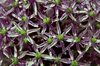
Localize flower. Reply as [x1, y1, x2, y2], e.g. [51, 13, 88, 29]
[13, 1, 18, 7]
[25, 43, 56, 66]
[2, 45, 27, 66]
[43, 48, 72, 66]
[38, 22, 72, 52]
[82, 28, 100, 54]
[64, 25, 87, 54]
[0, 22, 13, 46]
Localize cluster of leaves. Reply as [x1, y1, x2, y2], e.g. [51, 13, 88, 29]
[0, 0, 100, 66]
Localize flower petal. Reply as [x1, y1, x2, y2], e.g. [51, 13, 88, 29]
[40, 44, 48, 53]
[96, 39, 100, 43]
[40, 60, 44, 66]
[60, 13, 67, 21]
[12, 13, 22, 21]
[29, 21, 38, 27]
[55, 8, 59, 20]
[79, 28, 87, 38]
[69, 14, 76, 22]
[14, 46, 17, 58]
[56, 22, 61, 34]
[37, 41, 47, 48]
[41, 25, 47, 34]
[34, 2, 37, 15]
[26, 58, 36, 66]
[48, 39, 58, 49]
[33, 43, 39, 52]
[4, 8, 14, 16]
[18, 51, 28, 59]
[72, 25, 77, 36]
[63, 24, 72, 35]
[42, 54, 55, 60]
[79, 15, 88, 22]
[68, 49, 74, 60]
[27, 36, 34, 44]
[7, 34, 19, 37]
[27, 28, 40, 34]
[76, 44, 82, 54]
[3, 47, 10, 58]
[76, 51, 86, 61]
[26, 52, 35, 56]
[94, 29, 100, 37]
[38, 12, 44, 19]
[74, 10, 87, 14]
[60, 58, 71, 64]
[94, 46, 100, 53]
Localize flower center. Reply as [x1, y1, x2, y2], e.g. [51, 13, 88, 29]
[71, 60, 78, 66]
[13, 1, 18, 7]
[37, 35, 41, 38]
[55, 56, 61, 62]
[67, 7, 72, 13]
[43, 17, 50, 24]
[57, 34, 64, 41]
[91, 37, 97, 43]
[76, 0, 80, 2]
[96, 24, 100, 29]
[22, 1, 27, 5]
[23, 38, 28, 44]
[47, 38, 53, 44]
[54, 0, 60, 4]
[89, 11, 94, 17]
[22, 16, 27, 22]
[12, 58, 18, 64]
[75, 36, 80, 43]
[1, 29, 6, 35]
[35, 52, 41, 59]
[20, 30, 26, 35]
